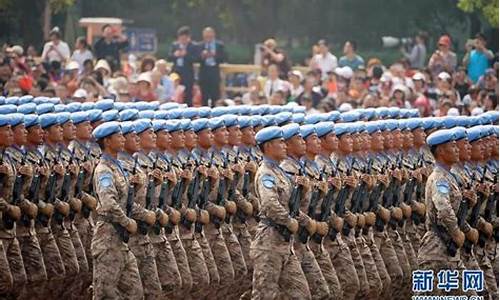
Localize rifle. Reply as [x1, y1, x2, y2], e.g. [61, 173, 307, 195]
[4, 153, 26, 229]
[55, 148, 77, 224]
[225, 151, 240, 224]
[44, 150, 61, 226]
[154, 155, 171, 235]
[166, 156, 191, 233]
[117, 156, 138, 243]
[138, 156, 158, 235]
[236, 155, 252, 223]
[335, 157, 354, 236]
[311, 162, 338, 243]
[297, 164, 325, 243]
[352, 158, 373, 237]
[412, 154, 425, 225]
[211, 153, 228, 229]
[388, 154, 404, 230]
[195, 152, 215, 233]
[181, 157, 201, 230]
[462, 164, 488, 252]
[375, 155, 399, 232]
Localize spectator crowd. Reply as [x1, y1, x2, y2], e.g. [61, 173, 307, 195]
[0, 24, 498, 117]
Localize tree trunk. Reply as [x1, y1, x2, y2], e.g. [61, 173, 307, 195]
[43, 0, 51, 40]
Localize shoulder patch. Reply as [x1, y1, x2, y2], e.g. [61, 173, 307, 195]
[261, 174, 275, 189]
[436, 180, 450, 194]
[99, 172, 113, 188]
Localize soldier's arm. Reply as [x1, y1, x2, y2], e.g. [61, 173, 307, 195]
[256, 172, 290, 226]
[94, 166, 130, 228]
[431, 180, 459, 235]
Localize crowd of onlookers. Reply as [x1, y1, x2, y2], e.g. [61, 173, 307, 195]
[0, 24, 498, 117]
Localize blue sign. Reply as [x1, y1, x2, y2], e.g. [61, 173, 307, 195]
[126, 27, 157, 53]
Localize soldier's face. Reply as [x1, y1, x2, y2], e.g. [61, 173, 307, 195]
[370, 131, 383, 151]
[286, 135, 306, 157]
[156, 131, 171, 149]
[305, 134, 321, 155]
[338, 134, 353, 153]
[124, 132, 140, 153]
[457, 139, 472, 161]
[184, 130, 198, 149]
[382, 131, 392, 148]
[321, 133, 337, 152]
[197, 129, 213, 149]
[170, 131, 185, 149]
[362, 133, 371, 150]
[265, 138, 287, 161]
[108, 133, 125, 153]
[27, 125, 43, 145]
[46, 124, 63, 143]
[413, 128, 426, 146]
[393, 130, 403, 149]
[12, 124, 27, 146]
[62, 121, 76, 141]
[139, 129, 156, 150]
[443, 141, 459, 163]
[0, 125, 13, 147]
[228, 126, 241, 146]
[470, 141, 483, 161]
[241, 127, 256, 146]
[493, 138, 499, 156]
[214, 127, 228, 145]
[75, 121, 92, 140]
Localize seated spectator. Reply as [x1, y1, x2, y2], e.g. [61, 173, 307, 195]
[302, 96, 320, 115]
[41, 27, 70, 68]
[170, 73, 186, 103]
[134, 72, 156, 102]
[62, 61, 80, 96]
[263, 64, 288, 99]
[339, 40, 364, 70]
[309, 39, 337, 79]
[269, 90, 286, 105]
[71, 37, 93, 73]
[288, 70, 304, 102]
[297, 77, 323, 107]
[154, 59, 174, 101]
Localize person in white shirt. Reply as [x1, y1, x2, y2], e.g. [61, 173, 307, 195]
[288, 70, 304, 102]
[71, 37, 93, 73]
[309, 39, 337, 79]
[41, 27, 70, 64]
[264, 64, 289, 99]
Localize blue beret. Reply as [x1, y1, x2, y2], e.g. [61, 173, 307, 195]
[0, 96, 4, 105]
[292, 113, 305, 124]
[165, 120, 181, 132]
[95, 99, 114, 111]
[153, 110, 169, 120]
[409, 109, 420, 118]
[7, 113, 24, 127]
[398, 120, 409, 131]
[36, 103, 55, 114]
[387, 107, 400, 118]
[334, 123, 350, 137]
[493, 125, 499, 137]
[426, 129, 456, 146]
[421, 118, 436, 130]
[192, 118, 210, 133]
[17, 103, 37, 114]
[363, 108, 377, 120]
[315, 122, 335, 138]
[134, 119, 153, 134]
[327, 111, 341, 122]
[71, 112, 90, 125]
[452, 127, 467, 140]
[66, 102, 82, 113]
[48, 97, 61, 104]
[250, 106, 262, 116]
[340, 111, 360, 123]
[256, 126, 283, 145]
[304, 114, 328, 125]
[24, 115, 39, 128]
[166, 108, 183, 119]
[88, 109, 103, 123]
[197, 106, 211, 118]
[441, 117, 456, 129]
[182, 107, 199, 119]
[102, 110, 120, 122]
[0, 115, 9, 127]
[366, 121, 381, 134]
[54, 104, 67, 113]
[56, 112, 71, 125]
[466, 126, 484, 142]
[0, 104, 19, 114]
[375, 107, 389, 119]
[152, 120, 167, 132]
[33, 96, 49, 105]
[453, 116, 469, 128]
[18, 95, 33, 105]
[354, 122, 367, 133]
[275, 112, 293, 126]
[282, 123, 301, 140]
[268, 105, 282, 115]
[300, 124, 317, 139]
[211, 106, 230, 118]
[406, 118, 423, 131]
[40, 113, 59, 129]
[292, 106, 306, 114]
[259, 105, 271, 115]
[93, 121, 122, 140]
[138, 110, 155, 119]
[147, 101, 160, 111]
[482, 125, 495, 136]
[481, 111, 499, 124]
[477, 114, 491, 125]
[237, 105, 252, 115]
[385, 120, 399, 131]
[238, 116, 252, 129]
[120, 109, 139, 121]
[223, 114, 239, 127]
[113, 102, 126, 111]
[120, 121, 135, 135]
[209, 117, 225, 131]
[81, 102, 96, 111]
[159, 102, 180, 111]
[399, 109, 411, 119]
[5, 96, 19, 105]
[262, 115, 277, 127]
[252, 116, 263, 127]
[180, 119, 192, 131]
[281, 104, 295, 113]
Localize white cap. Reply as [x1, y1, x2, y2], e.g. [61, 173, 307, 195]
[437, 72, 451, 81]
[412, 72, 425, 81]
[73, 88, 88, 99]
[447, 107, 460, 116]
[94, 59, 111, 74]
[11, 45, 23, 56]
[471, 107, 484, 116]
[334, 66, 353, 79]
[137, 72, 152, 85]
[289, 70, 303, 81]
[338, 102, 353, 112]
[65, 61, 80, 71]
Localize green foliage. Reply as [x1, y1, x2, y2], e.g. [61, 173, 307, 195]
[458, 0, 498, 27]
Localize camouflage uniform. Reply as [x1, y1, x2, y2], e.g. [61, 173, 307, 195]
[92, 152, 143, 299]
[251, 157, 310, 300]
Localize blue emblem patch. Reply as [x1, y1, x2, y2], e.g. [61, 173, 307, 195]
[436, 180, 450, 194]
[261, 174, 275, 189]
[99, 173, 113, 188]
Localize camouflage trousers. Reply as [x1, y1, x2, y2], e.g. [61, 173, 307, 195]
[373, 229, 404, 300]
[388, 227, 412, 299]
[0, 240, 12, 296]
[169, 237, 192, 297]
[129, 241, 162, 299]
[16, 233, 47, 300]
[294, 241, 330, 300]
[475, 245, 499, 300]
[250, 247, 311, 300]
[181, 236, 210, 298]
[151, 238, 182, 296]
[324, 234, 359, 300]
[205, 227, 234, 299]
[195, 231, 220, 286]
[363, 228, 391, 299]
[92, 248, 143, 300]
[344, 231, 369, 299]
[355, 233, 382, 299]
[36, 230, 65, 299]
[309, 239, 342, 299]
[230, 222, 253, 299]
[417, 259, 467, 297]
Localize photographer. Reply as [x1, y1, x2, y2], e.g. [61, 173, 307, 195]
[93, 24, 129, 73]
[260, 38, 290, 79]
[41, 27, 71, 68]
[428, 35, 457, 77]
[401, 32, 427, 69]
[463, 33, 494, 83]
